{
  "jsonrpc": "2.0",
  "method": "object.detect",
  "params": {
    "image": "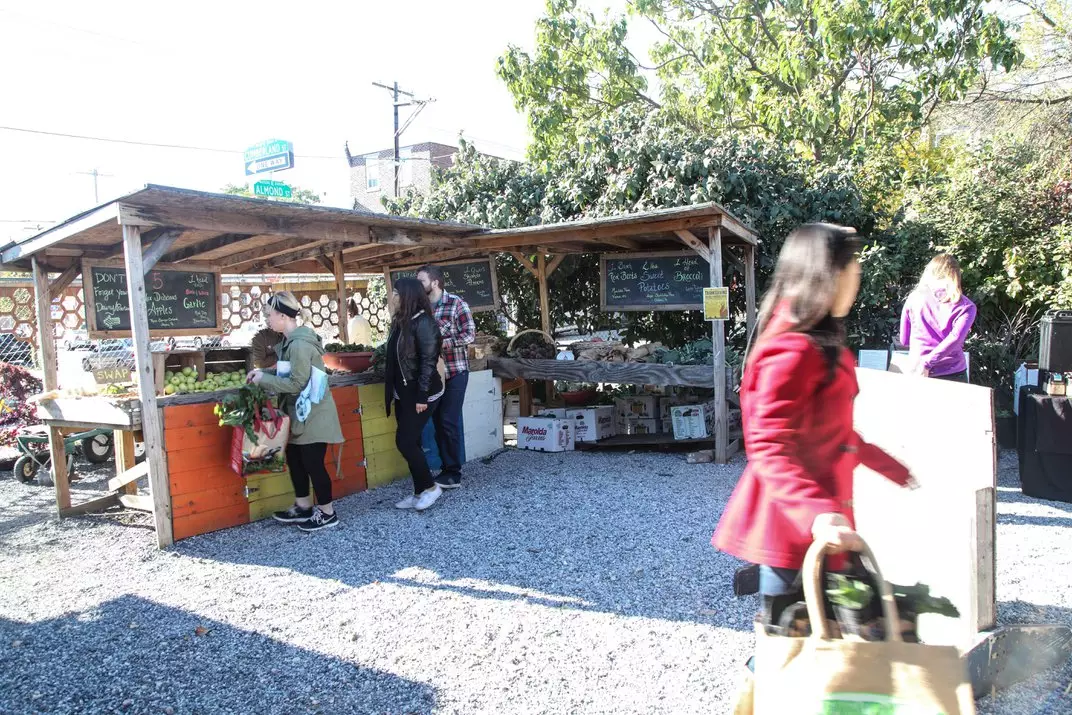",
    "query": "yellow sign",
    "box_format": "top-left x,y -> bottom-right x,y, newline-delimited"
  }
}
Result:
703,287 -> 729,320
